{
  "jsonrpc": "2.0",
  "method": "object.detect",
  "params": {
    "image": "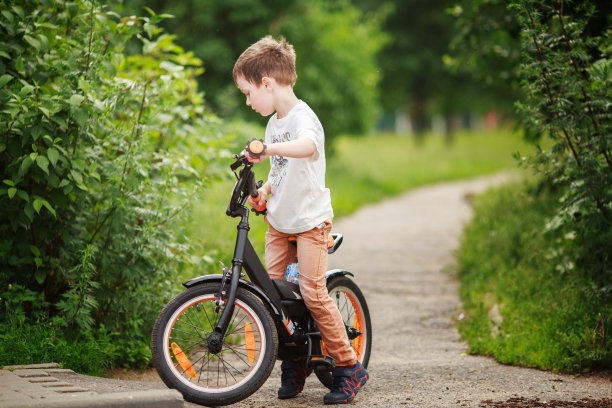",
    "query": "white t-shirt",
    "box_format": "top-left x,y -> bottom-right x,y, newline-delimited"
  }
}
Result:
265,100 -> 333,234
